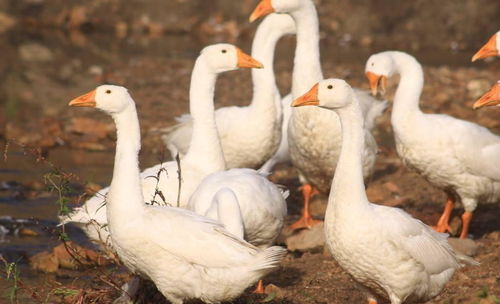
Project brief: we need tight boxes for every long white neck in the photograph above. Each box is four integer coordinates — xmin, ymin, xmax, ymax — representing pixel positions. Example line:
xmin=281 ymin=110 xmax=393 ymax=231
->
xmin=183 ymin=57 xmax=226 ymax=172
xmin=325 ymin=98 xmax=368 ymax=225
xmin=249 ymin=17 xmax=287 ymax=118
xmin=388 ymin=51 xmax=424 ymax=130
xmin=108 ymin=101 xmax=144 ymax=225
xmin=290 ymin=0 xmax=323 ymax=99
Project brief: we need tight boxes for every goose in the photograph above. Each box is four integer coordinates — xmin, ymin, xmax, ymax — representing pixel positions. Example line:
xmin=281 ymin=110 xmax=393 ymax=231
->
xmin=471 ymin=30 xmax=500 ymax=62
xmin=188 ymin=178 xmax=288 ymax=293
xmin=162 ymin=13 xmax=296 ymax=169
xmin=292 ymin=78 xmax=478 ymax=304
xmin=474 ymin=81 xmax=500 ymax=109
xmin=187 ymin=168 xmax=288 ymax=249
xmin=68 ymin=85 xmax=286 ymax=304
xmin=365 ymin=51 xmax=500 ymax=239
xmin=250 ymin=0 xmax=386 ymax=230
xmin=60 ymin=44 xmax=264 ymax=245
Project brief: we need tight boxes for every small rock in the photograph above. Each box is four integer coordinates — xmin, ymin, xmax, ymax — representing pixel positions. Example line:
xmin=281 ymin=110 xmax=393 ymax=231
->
xmin=449 ymin=215 xmax=462 ymax=236
xmin=264 ymin=283 xmax=286 ymax=299
xmin=447 ymin=237 xmax=478 ymax=257
xmin=285 ymin=223 xmax=325 ymax=252
xmin=359 ymin=35 xmax=373 ymax=47
xmin=0 ymin=12 xmax=15 ymax=33
xmin=18 ymin=228 xmax=39 ymax=237
xmin=85 ymin=182 xmax=102 ymax=195
xmin=68 ymin=6 xmax=88 ymax=29
xmin=67 ymin=117 xmax=111 ymax=139
xmin=30 ymin=251 xmax=59 ymax=273
xmin=115 ymin=22 xmax=128 ymax=38
xmin=485 ymin=231 xmax=500 ymax=241
xmin=309 ymin=195 xmax=327 ymax=217
xmin=467 ymin=79 xmax=491 ymax=99
xmin=382 ymin=182 xmax=400 ymax=194
xmin=71 ymin=141 xmax=108 ymax=151
xmin=366 ymin=186 xmax=386 ymax=203
xmin=19 ymin=43 xmax=54 ymax=62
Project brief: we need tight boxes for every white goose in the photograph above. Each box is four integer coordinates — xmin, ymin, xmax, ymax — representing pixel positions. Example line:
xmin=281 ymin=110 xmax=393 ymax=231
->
xmin=187 ymin=168 xmax=288 ymax=249
xmin=68 ymin=85 xmax=286 ymax=304
xmin=292 ymin=78 xmax=478 ymax=304
xmin=60 ymin=44 xmax=263 ymax=245
xmin=163 ymin=13 xmax=296 ymax=169
xmin=365 ymin=51 xmax=500 ymax=238
xmin=250 ymin=0 xmax=386 ymax=229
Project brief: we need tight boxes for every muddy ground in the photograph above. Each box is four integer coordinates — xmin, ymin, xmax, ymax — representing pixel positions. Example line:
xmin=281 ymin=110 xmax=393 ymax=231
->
xmin=1 ymin=0 xmax=500 ymax=303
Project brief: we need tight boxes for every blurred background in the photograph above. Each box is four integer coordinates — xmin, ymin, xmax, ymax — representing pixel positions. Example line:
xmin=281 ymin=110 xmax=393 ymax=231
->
xmin=0 ymin=0 xmax=499 ymax=303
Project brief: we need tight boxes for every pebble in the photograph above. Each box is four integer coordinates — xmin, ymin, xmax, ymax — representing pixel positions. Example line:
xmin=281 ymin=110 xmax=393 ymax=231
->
xmin=264 ymin=283 xmax=286 ymax=299
xmin=447 ymin=237 xmax=478 ymax=257
xmin=19 ymin=43 xmax=54 ymax=62
xmin=285 ymin=223 xmax=325 ymax=252
xmin=467 ymin=79 xmax=491 ymax=99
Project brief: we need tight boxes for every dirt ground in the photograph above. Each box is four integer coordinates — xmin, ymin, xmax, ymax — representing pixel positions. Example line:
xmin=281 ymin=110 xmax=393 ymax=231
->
xmin=1 ymin=1 xmax=500 ymax=303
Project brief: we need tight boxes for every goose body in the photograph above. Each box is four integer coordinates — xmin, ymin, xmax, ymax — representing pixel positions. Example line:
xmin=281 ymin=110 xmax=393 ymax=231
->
xmin=163 ymin=13 xmax=296 ymax=169
xmin=188 ymin=168 xmax=288 ymax=248
xmin=60 ymin=44 xmax=264 ymax=245
xmin=250 ymin=0 xmax=386 ymax=228
xmin=365 ymin=51 xmax=500 ymax=238
xmin=292 ymin=79 xmax=478 ymax=304
xmin=68 ymin=84 xmax=286 ymax=304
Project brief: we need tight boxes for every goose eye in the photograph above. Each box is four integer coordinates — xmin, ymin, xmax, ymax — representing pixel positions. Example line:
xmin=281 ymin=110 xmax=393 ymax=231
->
xmin=371 ymin=62 xmax=374 ymax=66
xmin=221 ymin=49 xmax=227 ymax=54
xmin=106 ymin=90 xmax=111 ymax=94
xmin=327 ymin=85 xmax=333 ymax=89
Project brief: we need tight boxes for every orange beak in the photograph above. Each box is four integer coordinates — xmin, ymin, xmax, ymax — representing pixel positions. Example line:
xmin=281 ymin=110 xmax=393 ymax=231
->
xmin=236 ymin=48 xmax=264 ymax=69
xmin=473 ymin=82 xmax=500 ymax=110
xmin=291 ymin=84 xmax=319 ymax=107
xmin=472 ymin=33 xmax=498 ymax=62
xmin=365 ymin=71 xmax=387 ymax=96
xmin=69 ymin=89 xmax=97 ymax=107
xmin=249 ymin=0 xmax=275 ymax=23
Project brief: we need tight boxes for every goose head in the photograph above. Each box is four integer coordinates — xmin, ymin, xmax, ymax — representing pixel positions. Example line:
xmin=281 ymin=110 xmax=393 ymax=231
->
xmin=200 ymin=43 xmax=263 ymax=73
xmin=69 ymin=85 xmax=132 ymax=114
xmin=249 ymin=0 xmax=303 ymax=22
xmin=473 ymin=81 xmax=500 ymax=109
xmin=472 ymin=31 xmax=500 ymax=62
xmin=364 ymin=52 xmax=396 ymax=96
xmin=291 ymin=78 xmax=354 ymax=110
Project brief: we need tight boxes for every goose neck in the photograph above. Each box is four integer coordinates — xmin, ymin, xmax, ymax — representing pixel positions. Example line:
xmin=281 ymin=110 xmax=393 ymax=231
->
xmin=108 ymin=102 xmax=144 ymax=221
xmin=249 ymin=22 xmax=283 ymax=116
xmin=290 ymin=2 xmax=323 ymax=99
xmin=389 ymin=51 xmax=424 ymax=129
xmin=183 ymin=57 xmax=226 ymax=172
xmin=325 ymin=100 xmax=368 ymax=223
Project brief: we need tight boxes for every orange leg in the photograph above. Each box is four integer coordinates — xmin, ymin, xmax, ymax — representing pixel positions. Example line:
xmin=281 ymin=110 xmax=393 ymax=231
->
xmin=252 ymin=280 xmax=265 ymax=294
xmin=432 ymin=196 xmax=454 ymax=233
xmin=459 ymin=211 xmax=473 ymax=239
xmin=368 ymin=299 xmax=378 ymax=304
xmin=289 ymin=184 xmax=322 ymax=230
